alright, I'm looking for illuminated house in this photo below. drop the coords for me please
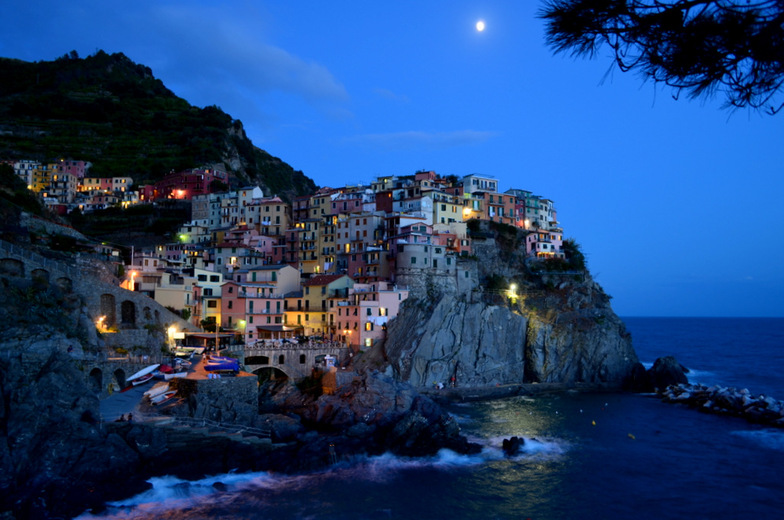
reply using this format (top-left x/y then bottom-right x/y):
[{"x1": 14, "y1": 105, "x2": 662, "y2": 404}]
[
  {"x1": 298, "y1": 274, "x2": 353, "y2": 337},
  {"x1": 139, "y1": 167, "x2": 227, "y2": 201},
  {"x1": 333, "y1": 281, "x2": 409, "y2": 352}
]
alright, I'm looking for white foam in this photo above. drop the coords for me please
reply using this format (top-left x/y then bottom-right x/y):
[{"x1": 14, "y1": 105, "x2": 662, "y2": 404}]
[
  {"x1": 731, "y1": 430, "x2": 784, "y2": 452},
  {"x1": 482, "y1": 435, "x2": 570, "y2": 461},
  {"x1": 76, "y1": 471, "x2": 275, "y2": 518}
]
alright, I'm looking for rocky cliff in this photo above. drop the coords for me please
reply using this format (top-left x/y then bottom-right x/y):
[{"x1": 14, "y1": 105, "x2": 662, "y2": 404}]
[{"x1": 382, "y1": 222, "x2": 638, "y2": 389}]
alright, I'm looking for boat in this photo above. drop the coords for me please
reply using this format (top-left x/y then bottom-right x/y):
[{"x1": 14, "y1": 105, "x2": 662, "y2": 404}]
[
  {"x1": 153, "y1": 364, "x2": 174, "y2": 379},
  {"x1": 144, "y1": 382, "x2": 170, "y2": 399},
  {"x1": 163, "y1": 372, "x2": 188, "y2": 381},
  {"x1": 150, "y1": 390, "x2": 177, "y2": 405},
  {"x1": 205, "y1": 360, "x2": 239, "y2": 372},
  {"x1": 132, "y1": 373, "x2": 154, "y2": 386},
  {"x1": 127, "y1": 364, "x2": 160, "y2": 383},
  {"x1": 206, "y1": 355, "x2": 236, "y2": 363},
  {"x1": 127, "y1": 363, "x2": 160, "y2": 387}
]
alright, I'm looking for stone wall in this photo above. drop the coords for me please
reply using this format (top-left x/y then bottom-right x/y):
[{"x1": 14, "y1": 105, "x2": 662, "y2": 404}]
[
  {"x1": 0, "y1": 238, "x2": 198, "y2": 350},
  {"x1": 170, "y1": 375, "x2": 260, "y2": 427}
]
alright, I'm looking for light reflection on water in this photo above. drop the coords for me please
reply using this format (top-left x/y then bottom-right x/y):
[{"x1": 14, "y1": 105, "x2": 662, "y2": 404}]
[{"x1": 80, "y1": 390, "x2": 784, "y2": 520}]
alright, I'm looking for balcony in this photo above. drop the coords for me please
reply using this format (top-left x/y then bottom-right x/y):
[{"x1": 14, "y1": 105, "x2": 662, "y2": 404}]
[{"x1": 239, "y1": 291, "x2": 284, "y2": 298}]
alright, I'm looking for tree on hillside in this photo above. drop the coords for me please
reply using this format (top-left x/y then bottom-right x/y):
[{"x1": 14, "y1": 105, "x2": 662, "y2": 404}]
[{"x1": 539, "y1": 0, "x2": 784, "y2": 114}]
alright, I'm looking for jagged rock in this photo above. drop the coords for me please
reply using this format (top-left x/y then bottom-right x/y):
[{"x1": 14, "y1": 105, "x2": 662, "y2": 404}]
[
  {"x1": 660, "y1": 383, "x2": 784, "y2": 427},
  {"x1": 647, "y1": 356, "x2": 689, "y2": 391},
  {"x1": 260, "y1": 413, "x2": 304, "y2": 443},
  {"x1": 502, "y1": 436, "x2": 525, "y2": 456},
  {"x1": 269, "y1": 371, "x2": 480, "y2": 460},
  {"x1": 0, "y1": 338, "x2": 149, "y2": 519},
  {"x1": 383, "y1": 286, "x2": 638, "y2": 389},
  {"x1": 379, "y1": 223, "x2": 638, "y2": 390}
]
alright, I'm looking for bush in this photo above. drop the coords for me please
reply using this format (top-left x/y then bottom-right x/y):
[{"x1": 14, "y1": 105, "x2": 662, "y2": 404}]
[{"x1": 562, "y1": 239, "x2": 586, "y2": 271}]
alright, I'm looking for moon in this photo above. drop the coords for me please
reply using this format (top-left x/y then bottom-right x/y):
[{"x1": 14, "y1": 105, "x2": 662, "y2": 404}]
[{"x1": 476, "y1": 20, "x2": 485, "y2": 32}]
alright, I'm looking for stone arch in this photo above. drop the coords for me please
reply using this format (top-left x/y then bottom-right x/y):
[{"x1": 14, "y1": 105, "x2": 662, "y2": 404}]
[
  {"x1": 88, "y1": 367, "x2": 103, "y2": 394},
  {"x1": 277, "y1": 354, "x2": 285, "y2": 365},
  {"x1": 100, "y1": 294, "x2": 117, "y2": 326},
  {"x1": 31, "y1": 268, "x2": 50, "y2": 285},
  {"x1": 253, "y1": 366, "x2": 288, "y2": 383},
  {"x1": 121, "y1": 300, "x2": 137, "y2": 327},
  {"x1": 113, "y1": 368, "x2": 127, "y2": 389},
  {"x1": 0, "y1": 258, "x2": 24, "y2": 277},
  {"x1": 56, "y1": 277, "x2": 73, "y2": 293},
  {"x1": 143, "y1": 307, "x2": 152, "y2": 322}
]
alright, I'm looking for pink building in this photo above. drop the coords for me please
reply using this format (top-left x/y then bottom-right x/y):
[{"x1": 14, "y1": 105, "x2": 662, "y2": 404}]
[{"x1": 333, "y1": 281, "x2": 409, "y2": 352}]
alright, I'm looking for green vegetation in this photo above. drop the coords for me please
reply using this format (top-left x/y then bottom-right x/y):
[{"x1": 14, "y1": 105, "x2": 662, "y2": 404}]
[
  {"x1": 70, "y1": 199, "x2": 190, "y2": 240},
  {"x1": 533, "y1": 238, "x2": 587, "y2": 273},
  {"x1": 0, "y1": 163, "x2": 49, "y2": 221},
  {"x1": 0, "y1": 51, "x2": 317, "y2": 199}
]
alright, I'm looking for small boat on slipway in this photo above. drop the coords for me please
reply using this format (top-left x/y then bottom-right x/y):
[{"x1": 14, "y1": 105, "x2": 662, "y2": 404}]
[
  {"x1": 150, "y1": 390, "x2": 177, "y2": 405},
  {"x1": 127, "y1": 364, "x2": 159, "y2": 386},
  {"x1": 205, "y1": 359, "x2": 239, "y2": 372},
  {"x1": 144, "y1": 381, "x2": 170, "y2": 400}
]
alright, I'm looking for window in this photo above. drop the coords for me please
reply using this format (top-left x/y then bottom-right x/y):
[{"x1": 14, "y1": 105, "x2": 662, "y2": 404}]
[
  {"x1": 228, "y1": 301, "x2": 233, "y2": 309},
  {"x1": 210, "y1": 275, "x2": 219, "y2": 282},
  {"x1": 367, "y1": 308, "x2": 372, "y2": 316},
  {"x1": 207, "y1": 300, "x2": 217, "y2": 308},
  {"x1": 365, "y1": 322, "x2": 372, "y2": 331}
]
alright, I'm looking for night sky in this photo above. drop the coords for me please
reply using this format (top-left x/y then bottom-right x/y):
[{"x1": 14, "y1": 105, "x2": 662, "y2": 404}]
[{"x1": 2, "y1": 1, "x2": 782, "y2": 317}]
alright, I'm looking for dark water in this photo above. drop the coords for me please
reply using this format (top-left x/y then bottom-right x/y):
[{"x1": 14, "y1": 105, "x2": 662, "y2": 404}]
[{"x1": 80, "y1": 318, "x2": 784, "y2": 520}]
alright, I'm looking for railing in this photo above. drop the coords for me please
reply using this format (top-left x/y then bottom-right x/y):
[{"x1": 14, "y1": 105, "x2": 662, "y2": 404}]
[
  {"x1": 244, "y1": 340, "x2": 346, "y2": 351},
  {"x1": 239, "y1": 292, "x2": 284, "y2": 298}
]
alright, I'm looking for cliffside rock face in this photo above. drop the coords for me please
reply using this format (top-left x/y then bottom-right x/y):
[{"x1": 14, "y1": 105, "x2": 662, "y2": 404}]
[
  {"x1": 0, "y1": 335, "x2": 148, "y2": 519},
  {"x1": 385, "y1": 291, "x2": 636, "y2": 388},
  {"x1": 385, "y1": 299, "x2": 529, "y2": 387},
  {"x1": 384, "y1": 223, "x2": 638, "y2": 389}
]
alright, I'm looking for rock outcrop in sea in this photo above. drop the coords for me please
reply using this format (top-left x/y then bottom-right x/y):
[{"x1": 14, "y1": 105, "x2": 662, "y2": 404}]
[
  {"x1": 660, "y1": 383, "x2": 784, "y2": 427},
  {"x1": 377, "y1": 221, "x2": 639, "y2": 390}
]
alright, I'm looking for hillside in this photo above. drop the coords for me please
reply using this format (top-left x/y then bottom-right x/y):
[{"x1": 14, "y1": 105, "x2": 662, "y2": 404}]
[{"x1": 0, "y1": 50, "x2": 317, "y2": 200}]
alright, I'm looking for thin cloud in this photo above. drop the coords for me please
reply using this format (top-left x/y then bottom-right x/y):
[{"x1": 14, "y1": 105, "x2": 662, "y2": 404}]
[
  {"x1": 144, "y1": 4, "x2": 349, "y2": 105},
  {"x1": 347, "y1": 130, "x2": 497, "y2": 150},
  {"x1": 373, "y1": 88, "x2": 410, "y2": 104}
]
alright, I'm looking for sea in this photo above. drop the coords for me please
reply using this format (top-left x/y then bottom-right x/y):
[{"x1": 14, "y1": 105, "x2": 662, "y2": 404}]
[{"x1": 80, "y1": 317, "x2": 784, "y2": 520}]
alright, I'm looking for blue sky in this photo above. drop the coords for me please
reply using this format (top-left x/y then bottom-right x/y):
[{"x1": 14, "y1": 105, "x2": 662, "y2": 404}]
[{"x1": 2, "y1": 1, "x2": 782, "y2": 317}]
